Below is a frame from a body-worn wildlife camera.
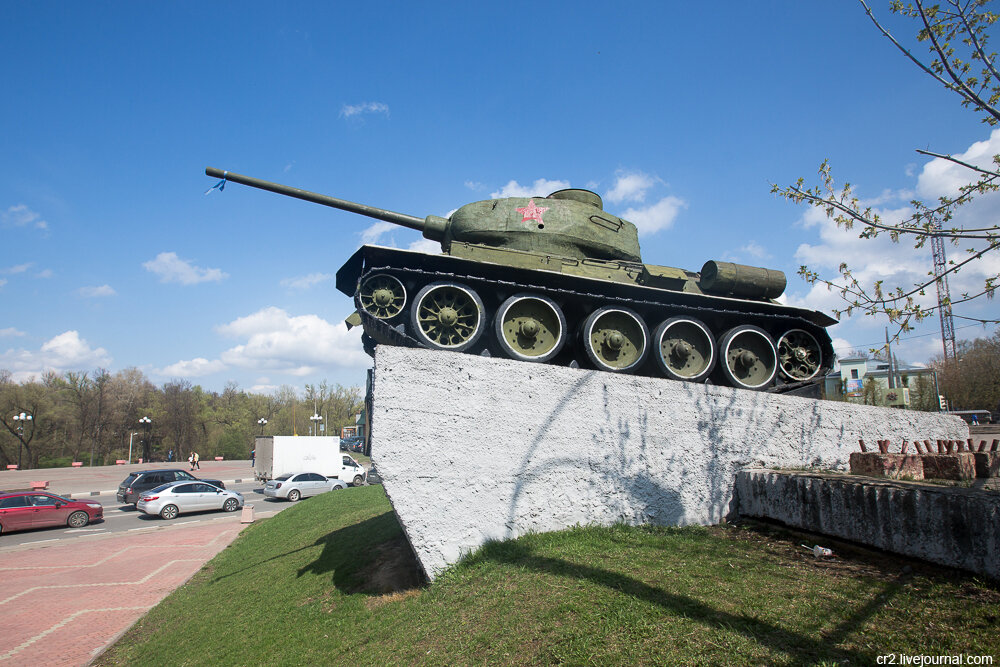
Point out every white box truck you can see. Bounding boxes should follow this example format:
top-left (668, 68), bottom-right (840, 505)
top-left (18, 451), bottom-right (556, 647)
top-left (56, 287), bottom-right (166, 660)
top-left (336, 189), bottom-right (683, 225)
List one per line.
top-left (254, 436), bottom-right (367, 486)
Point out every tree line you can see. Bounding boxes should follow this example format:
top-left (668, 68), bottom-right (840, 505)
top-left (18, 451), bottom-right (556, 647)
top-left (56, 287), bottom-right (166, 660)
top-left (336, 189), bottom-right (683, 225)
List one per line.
top-left (0, 368), bottom-right (363, 470)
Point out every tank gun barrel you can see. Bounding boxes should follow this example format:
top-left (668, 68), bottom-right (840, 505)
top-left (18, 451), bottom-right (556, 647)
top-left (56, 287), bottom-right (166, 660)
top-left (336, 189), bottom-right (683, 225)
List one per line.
top-left (205, 167), bottom-right (427, 232)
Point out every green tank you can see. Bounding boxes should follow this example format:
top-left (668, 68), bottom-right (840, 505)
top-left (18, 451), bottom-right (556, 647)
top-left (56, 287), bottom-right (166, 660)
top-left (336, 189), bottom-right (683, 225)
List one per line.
top-left (206, 167), bottom-right (836, 392)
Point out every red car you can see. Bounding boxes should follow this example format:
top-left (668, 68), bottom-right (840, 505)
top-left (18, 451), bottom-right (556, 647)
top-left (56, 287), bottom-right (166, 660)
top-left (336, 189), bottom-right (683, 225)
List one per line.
top-left (0, 491), bottom-right (103, 535)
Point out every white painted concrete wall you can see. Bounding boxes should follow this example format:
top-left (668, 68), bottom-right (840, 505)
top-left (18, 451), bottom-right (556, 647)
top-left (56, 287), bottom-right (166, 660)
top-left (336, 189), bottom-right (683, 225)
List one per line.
top-left (372, 346), bottom-right (969, 579)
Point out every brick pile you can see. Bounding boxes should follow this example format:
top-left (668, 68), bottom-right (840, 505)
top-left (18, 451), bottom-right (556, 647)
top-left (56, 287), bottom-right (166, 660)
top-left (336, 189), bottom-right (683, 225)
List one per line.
top-left (850, 437), bottom-right (999, 481)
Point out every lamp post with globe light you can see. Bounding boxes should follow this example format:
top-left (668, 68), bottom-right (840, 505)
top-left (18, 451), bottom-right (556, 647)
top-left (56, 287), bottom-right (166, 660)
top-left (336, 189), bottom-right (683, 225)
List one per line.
top-left (12, 412), bottom-right (33, 469)
top-left (257, 417), bottom-right (267, 435)
top-left (138, 416), bottom-right (151, 462)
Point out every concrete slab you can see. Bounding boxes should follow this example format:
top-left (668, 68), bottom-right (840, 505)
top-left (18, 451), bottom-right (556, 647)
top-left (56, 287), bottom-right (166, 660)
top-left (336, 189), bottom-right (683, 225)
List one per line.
top-left (735, 469), bottom-right (1000, 581)
top-left (372, 346), bottom-right (968, 580)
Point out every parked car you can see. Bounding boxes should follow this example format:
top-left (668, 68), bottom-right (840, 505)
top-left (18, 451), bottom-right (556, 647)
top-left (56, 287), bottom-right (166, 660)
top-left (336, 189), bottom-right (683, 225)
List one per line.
top-left (136, 481), bottom-right (244, 520)
top-left (0, 491), bottom-right (103, 535)
top-left (116, 469), bottom-right (225, 505)
top-left (263, 472), bottom-right (348, 502)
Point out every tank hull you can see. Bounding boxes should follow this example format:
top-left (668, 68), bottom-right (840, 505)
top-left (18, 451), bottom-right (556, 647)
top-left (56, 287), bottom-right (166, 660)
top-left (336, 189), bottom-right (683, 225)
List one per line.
top-left (337, 245), bottom-right (835, 392)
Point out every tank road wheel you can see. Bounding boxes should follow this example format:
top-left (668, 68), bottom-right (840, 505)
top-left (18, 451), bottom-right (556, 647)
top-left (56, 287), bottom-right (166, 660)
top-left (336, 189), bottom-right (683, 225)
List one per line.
top-left (718, 325), bottom-right (777, 390)
top-left (358, 273), bottom-right (407, 320)
top-left (777, 329), bottom-right (823, 381)
top-left (582, 307), bottom-right (649, 373)
top-left (494, 294), bottom-right (567, 362)
top-left (411, 282), bottom-right (486, 352)
top-left (653, 317), bottom-right (716, 382)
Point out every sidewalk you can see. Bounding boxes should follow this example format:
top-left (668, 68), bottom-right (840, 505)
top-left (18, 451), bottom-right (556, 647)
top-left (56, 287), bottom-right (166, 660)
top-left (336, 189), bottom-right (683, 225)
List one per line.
top-left (0, 517), bottom-right (246, 666)
top-left (0, 460), bottom-right (257, 498)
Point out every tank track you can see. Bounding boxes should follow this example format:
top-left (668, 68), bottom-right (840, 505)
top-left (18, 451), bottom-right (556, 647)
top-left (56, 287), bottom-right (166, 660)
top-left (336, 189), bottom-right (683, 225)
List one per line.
top-left (355, 264), bottom-right (832, 395)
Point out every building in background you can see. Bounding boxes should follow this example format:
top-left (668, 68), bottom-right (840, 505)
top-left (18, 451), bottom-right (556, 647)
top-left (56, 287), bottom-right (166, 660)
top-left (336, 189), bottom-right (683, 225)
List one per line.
top-left (823, 356), bottom-right (940, 410)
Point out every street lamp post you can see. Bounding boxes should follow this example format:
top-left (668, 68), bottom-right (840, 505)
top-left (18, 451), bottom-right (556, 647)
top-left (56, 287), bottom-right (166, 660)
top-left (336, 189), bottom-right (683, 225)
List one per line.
top-left (138, 416), bottom-right (151, 463)
top-left (309, 412), bottom-right (323, 436)
top-left (257, 417), bottom-right (267, 435)
top-left (12, 412), bottom-right (32, 469)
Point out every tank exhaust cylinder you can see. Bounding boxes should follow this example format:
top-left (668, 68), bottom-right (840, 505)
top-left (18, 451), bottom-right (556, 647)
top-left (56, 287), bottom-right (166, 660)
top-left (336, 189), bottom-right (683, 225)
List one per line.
top-left (699, 260), bottom-right (786, 300)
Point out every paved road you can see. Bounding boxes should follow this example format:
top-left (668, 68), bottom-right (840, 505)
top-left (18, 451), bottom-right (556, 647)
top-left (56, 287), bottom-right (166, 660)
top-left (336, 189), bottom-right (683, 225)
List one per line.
top-left (0, 481), bottom-right (288, 549)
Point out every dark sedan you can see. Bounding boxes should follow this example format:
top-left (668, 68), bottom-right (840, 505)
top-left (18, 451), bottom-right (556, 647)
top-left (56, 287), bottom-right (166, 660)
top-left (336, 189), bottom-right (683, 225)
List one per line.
top-left (0, 491), bottom-right (103, 535)
top-left (116, 469), bottom-right (225, 505)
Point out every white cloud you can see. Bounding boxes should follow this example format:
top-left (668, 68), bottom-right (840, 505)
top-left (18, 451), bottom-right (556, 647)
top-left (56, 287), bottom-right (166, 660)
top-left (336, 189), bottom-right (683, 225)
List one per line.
top-left (0, 279), bottom-right (6, 289)
top-left (78, 284), bottom-right (116, 297)
top-left (490, 178), bottom-right (571, 199)
top-left (36, 269), bottom-right (53, 279)
top-left (917, 128), bottom-right (1000, 199)
top-left (620, 196), bottom-right (687, 236)
top-left (280, 273), bottom-right (333, 289)
top-left (605, 170), bottom-right (658, 204)
top-left (0, 327), bottom-right (25, 337)
top-left (464, 180), bottom-right (485, 191)
top-left (408, 238), bottom-right (440, 254)
top-left (1, 204), bottom-right (47, 230)
top-left (0, 331), bottom-right (112, 382)
top-left (158, 357), bottom-right (226, 377)
top-left (3, 263), bottom-right (33, 274)
top-left (214, 306), bottom-right (369, 376)
top-left (361, 221), bottom-right (397, 245)
top-left (143, 252), bottom-right (228, 285)
top-left (740, 241), bottom-right (771, 260)
top-left (340, 101), bottom-right (390, 118)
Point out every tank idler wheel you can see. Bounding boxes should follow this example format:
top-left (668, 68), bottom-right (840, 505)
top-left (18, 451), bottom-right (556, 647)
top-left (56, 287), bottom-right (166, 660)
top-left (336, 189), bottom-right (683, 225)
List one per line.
top-left (358, 273), bottom-right (407, 320)
top-left (494, 294), bottom-right (567, 362)
top-left (718, 325), bottom-right (777, 390)
top-left (410, 282), bottom-right (486, 352)
top-left (582, 307), bottom-right (649, 373)
top-left (777, 329), bottom-right (823, 381)
top-left (653, 317), bottom-right (716, 382)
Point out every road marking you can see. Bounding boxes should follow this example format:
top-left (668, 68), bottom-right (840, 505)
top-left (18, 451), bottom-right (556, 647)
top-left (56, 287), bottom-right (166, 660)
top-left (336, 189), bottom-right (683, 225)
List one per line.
top-left (0, 605), bottom-right (152, 661)
top-left (20, 539), bottom-right (58, 546)
top-left (64, 528), bottom-right (105, 533)
top-left (128, 526), bottom-right (157, 532)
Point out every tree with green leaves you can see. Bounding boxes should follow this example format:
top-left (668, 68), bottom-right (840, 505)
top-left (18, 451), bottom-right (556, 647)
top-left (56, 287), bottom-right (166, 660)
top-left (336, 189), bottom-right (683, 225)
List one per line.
top-left (773, 0), bottom-right (999, 336)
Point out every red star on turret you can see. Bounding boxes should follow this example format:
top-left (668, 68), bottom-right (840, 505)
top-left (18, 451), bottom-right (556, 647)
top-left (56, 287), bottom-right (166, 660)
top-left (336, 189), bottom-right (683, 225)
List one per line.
top-left (516, 199), bottom-right (549, 225)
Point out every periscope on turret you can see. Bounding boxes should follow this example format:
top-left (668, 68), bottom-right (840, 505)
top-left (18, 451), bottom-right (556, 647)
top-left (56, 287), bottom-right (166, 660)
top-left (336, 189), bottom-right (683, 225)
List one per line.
top-left (205, 167), bottom-right (835, 392)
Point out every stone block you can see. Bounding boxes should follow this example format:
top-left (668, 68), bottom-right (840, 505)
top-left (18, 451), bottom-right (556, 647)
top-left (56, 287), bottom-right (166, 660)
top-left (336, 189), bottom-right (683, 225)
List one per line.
top-left (849, 452), bottom-right (924, 480)
top-left (373, 346), bottom-right (970, 580)
top-left (921, 453), bottom-right (975, 480)
top-left (973, 452), bottom-right (1000, 478)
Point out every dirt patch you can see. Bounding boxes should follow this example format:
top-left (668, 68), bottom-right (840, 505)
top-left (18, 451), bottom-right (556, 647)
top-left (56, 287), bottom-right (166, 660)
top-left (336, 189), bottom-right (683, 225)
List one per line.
top-left (350, 534), bottom-right (426, 596)
top-left (719, 520), bottom-right (1000, 599)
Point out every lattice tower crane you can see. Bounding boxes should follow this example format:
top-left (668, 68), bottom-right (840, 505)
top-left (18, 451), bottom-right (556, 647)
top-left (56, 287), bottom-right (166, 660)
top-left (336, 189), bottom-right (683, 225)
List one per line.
top-left (931, 222), bottom-right (958, 361)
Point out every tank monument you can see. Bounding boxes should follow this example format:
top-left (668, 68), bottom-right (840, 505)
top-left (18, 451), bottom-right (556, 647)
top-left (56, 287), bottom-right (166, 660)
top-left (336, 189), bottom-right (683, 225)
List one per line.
top-left (205, 167), bottom-right (975, 580)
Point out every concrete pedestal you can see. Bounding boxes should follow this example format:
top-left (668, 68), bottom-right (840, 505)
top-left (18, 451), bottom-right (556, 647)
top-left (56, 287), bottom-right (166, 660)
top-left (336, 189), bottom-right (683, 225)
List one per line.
top-left (372, 346), bottom-right (969, 580)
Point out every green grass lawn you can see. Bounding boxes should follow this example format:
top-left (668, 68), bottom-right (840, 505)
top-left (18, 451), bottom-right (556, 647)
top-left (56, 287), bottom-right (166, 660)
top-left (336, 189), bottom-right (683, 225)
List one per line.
top-left (96, 486), bottom-right (999, 666)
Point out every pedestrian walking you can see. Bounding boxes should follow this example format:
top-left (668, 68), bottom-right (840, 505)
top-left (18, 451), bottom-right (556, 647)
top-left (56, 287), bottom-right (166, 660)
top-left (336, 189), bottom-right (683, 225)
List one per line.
top-left (250, 448), bottom-right (255, 467)
top-left (188, 452), bottom-right (194, 470)
top-left (193, 451), bottom-right (200, 469)
top-left (167, 449), bottom-right (174, 462)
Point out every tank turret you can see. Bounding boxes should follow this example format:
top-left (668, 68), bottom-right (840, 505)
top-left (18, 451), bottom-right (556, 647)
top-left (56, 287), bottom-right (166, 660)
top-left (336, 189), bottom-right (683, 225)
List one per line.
top-left (205, 167), bottom-right (835, 392)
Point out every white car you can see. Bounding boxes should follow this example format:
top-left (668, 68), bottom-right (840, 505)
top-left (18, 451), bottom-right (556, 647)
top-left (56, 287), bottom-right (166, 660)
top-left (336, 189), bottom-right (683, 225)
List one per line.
top-left (262, 472), bottom-right (348, 502)
top-left (137, 481), bottom-right (244, 520)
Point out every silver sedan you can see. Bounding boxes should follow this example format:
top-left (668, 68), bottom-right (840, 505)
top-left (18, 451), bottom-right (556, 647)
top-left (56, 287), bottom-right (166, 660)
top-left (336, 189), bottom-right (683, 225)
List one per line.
top-left (137, 481), bottom-right (244, 520)
top-left (263, 472), bottom-right (347, 502)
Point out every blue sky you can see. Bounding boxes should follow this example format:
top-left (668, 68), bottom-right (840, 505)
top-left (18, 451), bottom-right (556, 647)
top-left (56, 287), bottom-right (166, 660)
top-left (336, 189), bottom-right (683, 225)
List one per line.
top-left (2, 2), bottom-right (998, 393)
